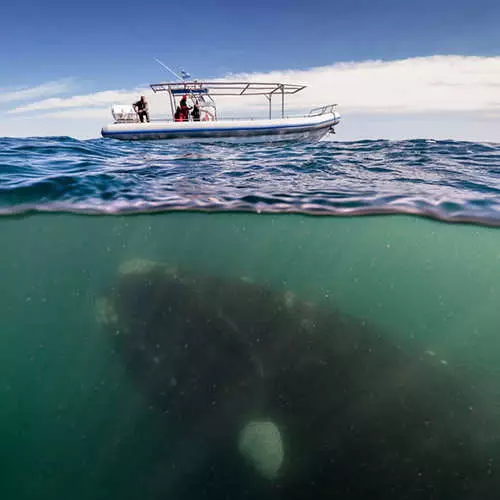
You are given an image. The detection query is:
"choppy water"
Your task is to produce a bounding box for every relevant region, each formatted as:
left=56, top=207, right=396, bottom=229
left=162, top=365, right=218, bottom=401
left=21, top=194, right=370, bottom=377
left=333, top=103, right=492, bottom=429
left=1, top=137, right=500, bottom=223
left=2, top=137, right=500, bottom=499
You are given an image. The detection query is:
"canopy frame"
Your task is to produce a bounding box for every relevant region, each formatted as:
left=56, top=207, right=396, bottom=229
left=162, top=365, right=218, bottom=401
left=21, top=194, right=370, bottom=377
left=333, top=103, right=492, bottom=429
left=149, top=81, right=307, bottom=120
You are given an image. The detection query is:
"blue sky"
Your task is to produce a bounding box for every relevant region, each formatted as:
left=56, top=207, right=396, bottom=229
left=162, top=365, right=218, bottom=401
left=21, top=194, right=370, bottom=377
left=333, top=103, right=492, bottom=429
left=1, top=0, right=499, bottom=140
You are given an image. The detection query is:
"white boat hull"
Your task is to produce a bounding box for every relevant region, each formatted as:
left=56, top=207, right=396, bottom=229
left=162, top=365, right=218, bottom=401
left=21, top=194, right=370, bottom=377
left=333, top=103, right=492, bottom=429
left=101, top=113, right=340, bottom=143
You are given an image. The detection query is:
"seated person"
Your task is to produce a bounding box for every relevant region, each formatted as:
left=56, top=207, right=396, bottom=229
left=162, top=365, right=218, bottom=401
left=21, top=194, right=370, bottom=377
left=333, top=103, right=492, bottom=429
left=191, top=102, right=201, bottom=121
left=179, top=95, right=190, bottom=121
left=174, top=106, right=184, bottom=122
left=133, top=96, right=150, bottom=123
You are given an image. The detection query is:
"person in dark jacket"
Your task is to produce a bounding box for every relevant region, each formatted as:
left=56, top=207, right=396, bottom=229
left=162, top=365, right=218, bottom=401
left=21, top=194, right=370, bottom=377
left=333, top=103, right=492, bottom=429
left=191, top=102, right=201, bottom=121
left=133, top=96, right=150, bottom=123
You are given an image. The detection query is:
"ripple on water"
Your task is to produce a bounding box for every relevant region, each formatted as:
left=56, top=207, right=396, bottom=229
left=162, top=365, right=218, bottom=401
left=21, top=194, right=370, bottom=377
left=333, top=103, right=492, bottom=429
left=0, top=137, right=499, bottom=224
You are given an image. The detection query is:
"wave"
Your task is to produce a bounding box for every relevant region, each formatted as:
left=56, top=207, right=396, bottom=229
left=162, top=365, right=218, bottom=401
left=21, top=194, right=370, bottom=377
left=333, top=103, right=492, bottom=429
left=0, top=137, right=499, bottom=224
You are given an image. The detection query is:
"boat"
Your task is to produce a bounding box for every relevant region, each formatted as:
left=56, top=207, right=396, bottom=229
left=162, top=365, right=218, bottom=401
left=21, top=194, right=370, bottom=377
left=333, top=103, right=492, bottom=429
left=101, top=81, right=340, bottom=143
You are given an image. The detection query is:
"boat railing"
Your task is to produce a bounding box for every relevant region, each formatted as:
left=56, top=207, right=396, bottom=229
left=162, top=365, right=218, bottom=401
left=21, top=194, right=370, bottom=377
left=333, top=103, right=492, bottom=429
left=308, top=104, right=338, bottom=117
left=114, top=111, right=338, bottom=123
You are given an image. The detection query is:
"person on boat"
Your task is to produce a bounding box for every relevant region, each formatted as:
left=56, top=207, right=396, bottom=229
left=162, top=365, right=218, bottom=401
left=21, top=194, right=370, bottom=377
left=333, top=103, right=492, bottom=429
left=179, top=95, right=191, bottom=121
left=133, top=96, right=150, bottom=123
left=174, top=106, right=184, bottom=122
left=191, top=102, right=201, bottom=121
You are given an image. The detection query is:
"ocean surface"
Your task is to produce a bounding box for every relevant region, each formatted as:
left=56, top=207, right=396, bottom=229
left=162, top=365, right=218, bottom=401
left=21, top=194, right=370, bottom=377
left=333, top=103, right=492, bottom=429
left=1, top=136, right=500, bottom=499
left=1, top=137, right=500, bottom=222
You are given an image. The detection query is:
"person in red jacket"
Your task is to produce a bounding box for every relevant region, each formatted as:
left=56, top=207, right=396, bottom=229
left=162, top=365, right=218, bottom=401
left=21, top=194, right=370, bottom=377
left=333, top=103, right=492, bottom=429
left=174, top=106, right=183, bottom=122
left=179, top=95, right=190, bottom=121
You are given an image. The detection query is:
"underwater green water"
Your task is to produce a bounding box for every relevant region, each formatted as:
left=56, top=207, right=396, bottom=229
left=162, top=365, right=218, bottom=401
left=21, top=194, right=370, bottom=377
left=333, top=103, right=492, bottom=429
left=1, top=211, right=500, bottom=499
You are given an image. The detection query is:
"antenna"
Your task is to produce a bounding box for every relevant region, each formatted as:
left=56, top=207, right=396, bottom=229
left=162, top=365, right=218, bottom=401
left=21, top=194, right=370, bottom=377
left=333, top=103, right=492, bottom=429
left=154, top=58, right=183, bottom=81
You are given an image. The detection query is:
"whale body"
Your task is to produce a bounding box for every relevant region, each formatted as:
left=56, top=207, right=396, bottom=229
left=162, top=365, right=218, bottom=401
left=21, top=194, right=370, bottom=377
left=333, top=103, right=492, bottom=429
left=96, top=259, right=500, bottom=499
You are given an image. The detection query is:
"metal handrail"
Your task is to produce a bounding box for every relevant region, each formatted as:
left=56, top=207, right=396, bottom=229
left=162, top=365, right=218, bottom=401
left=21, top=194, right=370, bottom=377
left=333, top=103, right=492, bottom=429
left=150, top=81, right=307, bottom=96
left=308, top=104, right=338, bottom=117
left=116, top=111, right=340, bottom=124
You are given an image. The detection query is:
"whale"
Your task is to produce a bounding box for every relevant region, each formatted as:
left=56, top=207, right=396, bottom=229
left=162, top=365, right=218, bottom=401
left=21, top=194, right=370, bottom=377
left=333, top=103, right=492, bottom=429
left=96, top=259, right=500, bottom=499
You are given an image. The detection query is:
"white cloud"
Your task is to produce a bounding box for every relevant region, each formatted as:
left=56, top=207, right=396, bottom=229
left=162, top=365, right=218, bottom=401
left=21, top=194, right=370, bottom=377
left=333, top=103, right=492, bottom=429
left=8, top=88, right=146, bottom=114
left=2, top=55, right=500, bottom=140
left=225, top=55, right=500, bottom=115
left=34, top=107, right=111, bottom=120
left=0, top=79, right=73, bottom=103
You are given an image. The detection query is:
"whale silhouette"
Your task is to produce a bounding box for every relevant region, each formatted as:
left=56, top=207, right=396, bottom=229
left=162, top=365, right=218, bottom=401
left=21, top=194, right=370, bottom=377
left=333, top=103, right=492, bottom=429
left=96, top=259, right=500, bottom=499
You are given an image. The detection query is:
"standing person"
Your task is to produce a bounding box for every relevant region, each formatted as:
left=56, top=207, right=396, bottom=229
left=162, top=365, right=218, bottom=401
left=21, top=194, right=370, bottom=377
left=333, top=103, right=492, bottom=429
left=133, top=96, right=150, bottom=123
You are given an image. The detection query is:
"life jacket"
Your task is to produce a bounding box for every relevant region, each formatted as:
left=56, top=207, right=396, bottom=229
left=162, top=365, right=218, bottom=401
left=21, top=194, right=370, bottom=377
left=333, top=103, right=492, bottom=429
left=174, top=107, right=183, bottom=122
left=180, top=105, right=189, bottom=120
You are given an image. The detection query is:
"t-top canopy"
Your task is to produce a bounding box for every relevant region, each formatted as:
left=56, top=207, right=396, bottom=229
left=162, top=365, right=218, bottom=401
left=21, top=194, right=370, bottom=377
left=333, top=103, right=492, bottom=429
left=150, top=81, right=306, bottom=96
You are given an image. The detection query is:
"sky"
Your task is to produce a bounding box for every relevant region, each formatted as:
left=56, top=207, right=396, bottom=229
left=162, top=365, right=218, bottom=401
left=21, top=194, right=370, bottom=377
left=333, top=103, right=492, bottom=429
left=0, top=0, right=499, bottom=141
